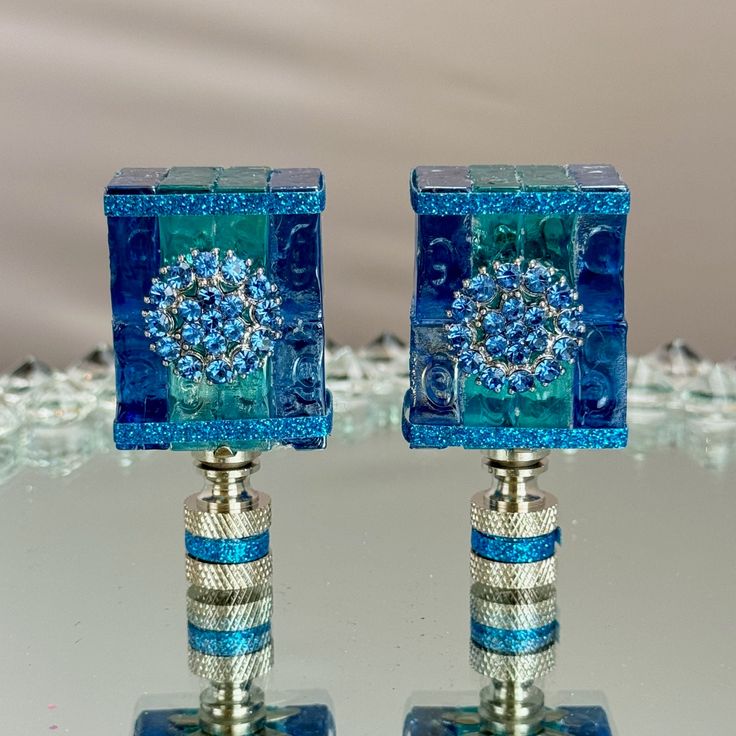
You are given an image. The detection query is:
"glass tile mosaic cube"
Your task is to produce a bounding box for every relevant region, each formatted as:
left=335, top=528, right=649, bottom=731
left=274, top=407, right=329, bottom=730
left=403, top=165, right=629, bottom=450
left=105, top=166, right=331, bottom=451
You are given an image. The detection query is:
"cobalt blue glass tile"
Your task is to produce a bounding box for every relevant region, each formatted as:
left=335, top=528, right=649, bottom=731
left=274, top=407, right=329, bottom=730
left=409, top=325, right=461, bottom=425
left=574, top=322, right=627, bottom=428
left=108, top=215, right=161, bottom=320
left=106, top=167, right=168, bottom=194
left=575, top=215, right=626, bottom=322
left=415, top=166, right=472, bottom=191
left=112, top=320, right=168, bottom=425
left=414, top=215, right=472, bottom=321
left=568, top=163, right=626, bottom=190
left=134, top=704, right=335, bottom=736
left=269, top=214, right=322, bottom=322
left=270, top=320, right=326, bottom=417
left=269, top=168, right=323, bottom=191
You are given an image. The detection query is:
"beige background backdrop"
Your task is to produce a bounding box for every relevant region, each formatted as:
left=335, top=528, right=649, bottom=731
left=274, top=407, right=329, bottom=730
left=2, top=0, right=735, bottom=368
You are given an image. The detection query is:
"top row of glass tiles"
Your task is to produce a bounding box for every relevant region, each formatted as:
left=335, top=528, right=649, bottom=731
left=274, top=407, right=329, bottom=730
left=106, top=166, right=323, bottom=194
left=414, top=165, right=627, bottom=192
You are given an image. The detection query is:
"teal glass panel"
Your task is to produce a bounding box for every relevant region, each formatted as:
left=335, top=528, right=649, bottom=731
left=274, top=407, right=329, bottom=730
left=469, top=165, right=519, bottom=191
left=471, top=214, right=522, bottom=272
left=514, top=370, right=573, bottom=428
left=215, top=167, right=270, bottom=192
left=521, top=214, right=575, bottom=280
left=217, top=365, right=269, bottom=420
left=464, top=378, right=515, bottom=427
left=517, top=165, right=575, bottom=189
left=158, top=215, right=215, bottom=264
left=169, top=376, right=218, bottom=422
left=158, top=167, right=221, bottom=191
left=214, top=215, right=268, bottom=270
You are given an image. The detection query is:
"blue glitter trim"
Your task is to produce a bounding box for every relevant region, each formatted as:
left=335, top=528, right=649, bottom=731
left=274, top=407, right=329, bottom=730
left=410, top=187, right=629, bottom=215
left=104, top=190, right=325, bottom=217
left=187, top=622, right=271, bottom=657
left=185, top=531, right=269, bottom=564
left=470, top=620, right=558, bottom=655
left=114, top=396, right=333, bottom=451
left=470, top=528, right=560, bottom=563
left=402, top=395, right=626, bottom=449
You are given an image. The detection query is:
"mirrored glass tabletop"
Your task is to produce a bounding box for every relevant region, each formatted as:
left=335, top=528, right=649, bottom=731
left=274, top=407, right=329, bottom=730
left=0, top=427, right=732, bottom=735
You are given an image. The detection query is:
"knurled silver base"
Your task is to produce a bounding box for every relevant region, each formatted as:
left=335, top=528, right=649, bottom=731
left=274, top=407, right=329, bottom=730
left=184, top=493, right=271, bottom=539
left=186, top=554, right=273, bottom=591
left=469, top=641, right=555, bottom=682
left=471, top=491, right=557, bottom=538
left=470, top=553, right=556, bottom=589
left=187, top=585, right=273, bottom=631
left=189, top=642, right=274, bottom=682
left=470, top=589, right=556, bottom=630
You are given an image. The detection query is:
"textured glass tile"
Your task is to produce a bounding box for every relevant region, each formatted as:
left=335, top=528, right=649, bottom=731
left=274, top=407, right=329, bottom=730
left=568, top=164, right=626, bottom=190
left=215, top=166, right=269, bottom=192
left=575, top=215, right=625, bottom=322
left=469, top=165, right=519, bottom=191
left=517, top=165, right=575, bottom=190
left=271, top=321, right=326, bottom=417
left=168, top=375, right=218, bottom=422
left=415, top=166, right=471, bottom=191
left=217, top=367, right=269, bottom=419
left=409, top=325, right=461, bottom=425
left=521, top=214, right=574, bottom=280
left=471, top=214, right=522, bottom=271
left=107, top=167, right=168, bottom=194
left=158, top=166, right=221, bottom=191
left=269, top=168, right=322, bottom=191
left=414, top=215, right=471, bottom=321
left=112, top=320, right=168, bottom=424
left=215, top=215, right=268, bottom=270
left=574, top=322, right=627, bottom=427
left=269, top=214, right=322, bottom=322
left=108, top=216, right=161, bottom=320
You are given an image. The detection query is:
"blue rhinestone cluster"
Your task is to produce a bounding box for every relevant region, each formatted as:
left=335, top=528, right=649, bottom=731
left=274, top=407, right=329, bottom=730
left=143, top=248, right=283, bottom=385
left=448, top=259, right=585, bottom=394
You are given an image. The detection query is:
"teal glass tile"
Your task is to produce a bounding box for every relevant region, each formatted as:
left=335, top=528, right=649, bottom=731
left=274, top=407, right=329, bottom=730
left=214, top=215, right=268, bottom=270
left=158, top=167, right=221, bottom=192
left=514, top=370, right=573, bottom=427
left=517, top=165, right=576, bottom=190
left=471, top=214, right=522, bottom=271
left=215, top=167, right=270, bottom=192
left=158, top=215, right=215, bottom=264
left=521, top=214, right=575, bottom=280
left=470, top=165, right=519, bottom=191
left=464, top=378, right=515, bottom=427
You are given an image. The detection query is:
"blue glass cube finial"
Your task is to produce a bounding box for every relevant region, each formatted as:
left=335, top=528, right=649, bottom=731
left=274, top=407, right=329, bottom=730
left=404, top=164, right=629, bottom=450
left=105, top=166, right=331, bottom=451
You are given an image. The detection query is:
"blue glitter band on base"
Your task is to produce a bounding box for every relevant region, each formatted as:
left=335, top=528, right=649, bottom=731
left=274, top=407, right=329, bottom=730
left=185, top=531, right=270, bottom=564
left=471, top=528, right=560, bottom=563
left=470, top=620, right=558, bottom=655
left=114, top=395, right=332, bottom=450
left=188, top=622, right=271, bottom=657
left=104, top=190, right=325, bottom=217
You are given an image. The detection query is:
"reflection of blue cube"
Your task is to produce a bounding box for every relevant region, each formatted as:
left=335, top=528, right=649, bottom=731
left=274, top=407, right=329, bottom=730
left=105, top=167, right=331, bottom=451
left=404, top=165, right=629, bottom=450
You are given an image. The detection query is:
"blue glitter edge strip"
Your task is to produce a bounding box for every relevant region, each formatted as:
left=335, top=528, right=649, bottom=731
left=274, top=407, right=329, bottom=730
left=470, top=620, right=558, bottom=655
left=410, top=187, right=630, bottom=215
left=470, top=528, right=560, bottom=563
left=104, top=190, right=326, bottom=217
left=402, top=393, right=626, bottom=449
left=185, top=530, right=270, bottom=564
left=188, top=622, right=271, bottom=657
left=114, top=394, right=333, bottom=451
